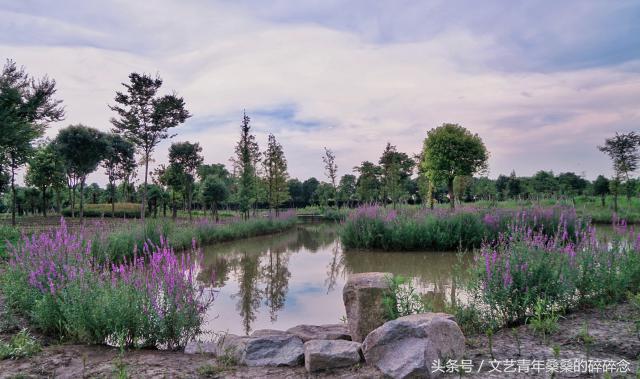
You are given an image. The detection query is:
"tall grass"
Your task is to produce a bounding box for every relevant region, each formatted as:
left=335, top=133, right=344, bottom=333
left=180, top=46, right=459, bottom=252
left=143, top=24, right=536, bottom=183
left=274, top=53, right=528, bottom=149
left=340, top=204, right=586, bottom=251
left=92, top=210, right=298, bottom=262
left=0, top=219, right=213, bottom=349
left=0, top=225, right=20, bottom=260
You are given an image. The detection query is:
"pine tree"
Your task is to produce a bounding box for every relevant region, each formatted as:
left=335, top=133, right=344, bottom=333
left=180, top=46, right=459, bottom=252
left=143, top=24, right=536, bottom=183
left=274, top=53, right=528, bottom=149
left=263, top=134, right=290, bottom=214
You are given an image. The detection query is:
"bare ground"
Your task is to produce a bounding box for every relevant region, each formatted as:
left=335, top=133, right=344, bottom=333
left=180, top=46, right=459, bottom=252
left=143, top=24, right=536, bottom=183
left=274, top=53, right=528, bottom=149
left=1, top=302, right=637, bottom=378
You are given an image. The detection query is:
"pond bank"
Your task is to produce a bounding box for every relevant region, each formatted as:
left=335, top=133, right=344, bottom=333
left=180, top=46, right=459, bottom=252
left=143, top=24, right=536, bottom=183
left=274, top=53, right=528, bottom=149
left=1, top=301, right=636, bottom=378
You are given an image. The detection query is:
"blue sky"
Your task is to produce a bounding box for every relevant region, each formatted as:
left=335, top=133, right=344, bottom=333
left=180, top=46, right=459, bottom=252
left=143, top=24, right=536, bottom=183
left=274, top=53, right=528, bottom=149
left=2, top=0, right=639, bottom=183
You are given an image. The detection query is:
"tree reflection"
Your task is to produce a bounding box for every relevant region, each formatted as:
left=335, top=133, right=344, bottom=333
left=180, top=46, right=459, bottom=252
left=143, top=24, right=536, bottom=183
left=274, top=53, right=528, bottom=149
left=235, top=252, right=262, bottom=335
left=324, top=240, right=343, bottom=292
left=262, top=247, right=291, bottom=321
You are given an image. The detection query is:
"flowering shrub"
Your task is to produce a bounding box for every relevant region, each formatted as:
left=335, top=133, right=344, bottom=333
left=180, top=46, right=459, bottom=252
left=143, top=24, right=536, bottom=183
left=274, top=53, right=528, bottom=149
left=340, top=204, right=585, bottom=251
left=1, top=219, right=213, bottom=349
left=467, top=216, right=640, bottom=327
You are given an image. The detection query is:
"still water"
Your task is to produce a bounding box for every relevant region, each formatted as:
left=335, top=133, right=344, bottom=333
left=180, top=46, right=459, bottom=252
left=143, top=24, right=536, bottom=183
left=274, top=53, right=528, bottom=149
left=199, top=223, right=470, bottom=336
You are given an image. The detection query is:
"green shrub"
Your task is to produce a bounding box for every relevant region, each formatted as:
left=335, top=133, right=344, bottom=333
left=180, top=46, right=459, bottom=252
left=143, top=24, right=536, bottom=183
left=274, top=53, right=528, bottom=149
left=382, top=274, right=430, bottom=320
left=0, top=329, right=41, bottom=360
left=0, top=225, right=20, bottom=260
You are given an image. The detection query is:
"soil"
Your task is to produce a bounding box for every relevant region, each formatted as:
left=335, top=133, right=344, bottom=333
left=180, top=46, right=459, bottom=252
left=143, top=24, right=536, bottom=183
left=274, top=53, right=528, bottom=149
left=1, top=302, right=637, bottom=378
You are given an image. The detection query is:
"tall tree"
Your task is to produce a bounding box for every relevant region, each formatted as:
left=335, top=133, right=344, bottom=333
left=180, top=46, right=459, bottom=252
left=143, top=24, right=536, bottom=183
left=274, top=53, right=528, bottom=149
left=54, top=125, right=107, bottom=219
left=354, top=161, right=381, bottom=203
left=301, top=177, right=319, bottom=206
left=102, top=134, right=136, bottom=217
left=263, top=134, right=290, bottom=214
left=421, top=124, right=488, bottom=209
left=233, top=112, right=260, bottom=219
left=25, top=144, right=65, bottom=217
left=598, top=132, right=640, bottom=211
left=322, top=147, right=338, bottom=206
left=110, top=72, right=190, bottom=221
left=0, top=59, right=64, bottom=225
left=201, top=175, right=229, bottom=222
left=337, top=174, right=357, bottom=208
left=593, top=175, right=610, bottom=207
left=168, top=141, right=203, bottom=220
left=379, top=142, right=414, bottom=208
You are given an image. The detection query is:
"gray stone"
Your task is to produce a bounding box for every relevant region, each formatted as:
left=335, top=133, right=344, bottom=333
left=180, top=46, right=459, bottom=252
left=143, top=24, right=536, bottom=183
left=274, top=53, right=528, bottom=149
left=286, top=324, right=351, bottom=342
left=304, top=339, right=362, bottom=372
left=251, top=329, right=290, bottom=337
left=184, top=340, right=217, bottom=355
left=362, top=313, right=465, bottom=379
left=216, top=332, right=304, bottom=367
left=342, top=272, right=391, bottom=342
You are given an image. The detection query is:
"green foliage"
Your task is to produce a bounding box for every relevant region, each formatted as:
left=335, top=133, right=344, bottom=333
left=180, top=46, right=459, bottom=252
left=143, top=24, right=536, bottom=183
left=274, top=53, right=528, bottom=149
left=0, top=224, right=20, bottom=259
left=61, top=202, right=144, bottom=218
left=383, top=274, right=429, bottom=320
left=526, top=298, right=561, bottom=342
left=263, top=134, right=290, bottom=211
left=0, top=329, right=41, bottom=360
left=234, top=112, right=260, bottom=218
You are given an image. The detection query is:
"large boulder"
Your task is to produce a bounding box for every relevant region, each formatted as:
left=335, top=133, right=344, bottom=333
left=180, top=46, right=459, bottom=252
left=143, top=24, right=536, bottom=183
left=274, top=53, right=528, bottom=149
left=216, top=332, right=304, bottom=367
left=304, top=339, right=363, bottom=372
left=286, top=324, right=351, bottom=342
left=343, top=272, right=391, bottom=342
left=362, top=313, right=465, bottom=379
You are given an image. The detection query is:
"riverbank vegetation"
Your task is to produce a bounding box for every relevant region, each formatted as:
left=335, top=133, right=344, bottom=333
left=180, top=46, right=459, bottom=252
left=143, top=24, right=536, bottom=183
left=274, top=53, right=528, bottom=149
left=1, top=219, right=213, bottom=349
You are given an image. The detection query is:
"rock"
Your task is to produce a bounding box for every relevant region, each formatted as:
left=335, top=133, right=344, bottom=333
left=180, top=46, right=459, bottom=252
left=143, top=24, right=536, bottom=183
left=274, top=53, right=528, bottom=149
left=244, top=334, right=304, bottom=367
left=362, top=313, right=465, bottom=379
left=216, top=332, right=304, bottom=367
left=184, top=340, right=217, bottom=355
left=286, top=324, right=352, bottom=342
left=304, top=339, right=362, bottom=372
left=343, top=272, right=391, bottom=342
left=251, top=329, right=290, bottom=337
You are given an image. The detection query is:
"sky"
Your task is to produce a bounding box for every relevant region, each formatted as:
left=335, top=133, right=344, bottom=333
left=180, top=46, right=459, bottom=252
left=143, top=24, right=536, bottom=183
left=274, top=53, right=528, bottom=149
left=1, top=0, right=639, bottom=185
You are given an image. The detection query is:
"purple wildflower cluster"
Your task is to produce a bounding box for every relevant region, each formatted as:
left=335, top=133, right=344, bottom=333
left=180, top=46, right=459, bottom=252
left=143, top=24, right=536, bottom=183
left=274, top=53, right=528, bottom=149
left=5, top=218, right=214, bottom=348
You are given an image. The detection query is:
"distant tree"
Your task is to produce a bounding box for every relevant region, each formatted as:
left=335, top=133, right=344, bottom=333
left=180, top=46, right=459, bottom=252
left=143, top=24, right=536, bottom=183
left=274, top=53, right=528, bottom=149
left=598, top=132, right=640, bottom=211
left=354, top=161, right=381, bottom=203
left=337, top=174, right=357, bottom=207
left=314, top=182, right=334, bottom=209
left=302, top=177, right=320, bottom=206
left=25, top=144, right=65, bottom=217
left=453, top=175, right=472, bottom=203
left=102, top=134, right=136, bottom=217
left=379, top=143, right=414, bottom=208
left=110, top=72, right=190, bottom=221
left=421, top=124, right=488, bottom=209
left=322, top=147, right=338, bottom=206
left=531, top=170, right=558, bottom=197
left=197, top=163, right=231, bottom=183
left=54, top=125, right=107, bottom=219
left=593, top=175, right=610, bottom=207
left=263, top=134, right=290, bottom=214
left=145, top=184, right=165, bottom=218
left=507, top=171, right=522, bottom=199
left=287, top=179, right=304, bottom=207
left=233, top=112, right=260, bottom=219
left=201, top=175, right=230, bottom=221
left=168, top=141, right=203, bottom=220
left=557, top=172, right=588, bottom=197
left=471, top=177, right=497, bottom=201
left=0, top=59, right=64, bottom=224
left=495, top=174, right=509, bottom=200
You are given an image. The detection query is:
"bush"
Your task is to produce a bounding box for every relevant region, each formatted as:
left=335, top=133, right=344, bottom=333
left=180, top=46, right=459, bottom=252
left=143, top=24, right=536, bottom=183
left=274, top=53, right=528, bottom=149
left=61, top=203, right=144, bottom=218
left=0, top=225, right=20, bottom=260
left=0, top=329, right=41, bottom=359
left=1, top=220, right=213, bottom=349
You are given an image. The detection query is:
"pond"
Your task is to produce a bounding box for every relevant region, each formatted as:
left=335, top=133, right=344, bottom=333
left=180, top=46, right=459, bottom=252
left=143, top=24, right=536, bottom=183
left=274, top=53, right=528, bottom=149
left=199, top=223, right=471, bottom=336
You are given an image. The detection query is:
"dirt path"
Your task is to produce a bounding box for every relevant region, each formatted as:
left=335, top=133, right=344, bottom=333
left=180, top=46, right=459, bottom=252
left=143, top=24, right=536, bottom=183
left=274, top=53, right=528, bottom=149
left=1, top=302, right=637, bottom=378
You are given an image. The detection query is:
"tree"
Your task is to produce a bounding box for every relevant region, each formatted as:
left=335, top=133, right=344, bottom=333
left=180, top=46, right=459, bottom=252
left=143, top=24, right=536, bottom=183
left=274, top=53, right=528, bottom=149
left=593, top=175, right=610, bottom=207
left=0, top=59, right=64, bottom=225
left=337, top=174, right=357, bottom=207
left=421, top=124, right=488, bottom=209
left=110, top=72, right=190, bottom=221
left=25, top=144, right=65, bottom=217
left=197, top=163, right=231, bottom=183
left=301, top=178, right=319, bottom=206
left=102, top=134, right=136, bottom=217
left=354, top=161, right=381, bottom=203
left=598, top=132, right=640, bottom=211
left=322, top=147, right=338, bottom=206
left=201, top=175, right=230, bottom=221
left=495, top=174, right=509, bottom=200
left=531, top=171, right=558, bottom=198
left=379, top=143, right=414, bottom=208
left=507, top=171, right=522, bottom=199
left=54, top=125, right=107, bottom=219
left=287, top=179, right=304, bottom=208
left=263, top=134, right=290, bottom=214
left=233, top=112, right=260, bottom=219
left=557, top=172, right=587, bottom=197
left=168, top=141, right=203, bottom=220
left=471, top=177, right=497, bottom=201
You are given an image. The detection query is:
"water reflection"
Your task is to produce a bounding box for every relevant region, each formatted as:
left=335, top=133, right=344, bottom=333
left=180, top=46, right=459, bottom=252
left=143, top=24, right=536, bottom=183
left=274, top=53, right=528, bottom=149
left=199, top=224, right=469, bottom=335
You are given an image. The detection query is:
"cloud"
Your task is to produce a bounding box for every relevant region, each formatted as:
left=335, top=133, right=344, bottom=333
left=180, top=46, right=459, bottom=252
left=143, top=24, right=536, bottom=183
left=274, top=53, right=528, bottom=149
left=2, top=0, right=639, bottom=186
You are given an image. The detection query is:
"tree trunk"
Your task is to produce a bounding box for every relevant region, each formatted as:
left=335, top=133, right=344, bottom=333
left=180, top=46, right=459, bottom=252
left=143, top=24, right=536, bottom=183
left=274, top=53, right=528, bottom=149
left=111, top=181, right=116, bottom=218
left=55, top=189, right=61, bottom=215
left=188, top=183, right=193, bottom=221
left=614, top=192, right=618, bottom=213
left=10, top=163, right=16, bottom=226
left=141, top=155, right=149, bottom=221
left=42, top=187, right=47, bottom=217
left=601, top=194, right=605, bottom=207
left=172, top=191, right=177, bottom=220
left=448, top=177, right=455, bottom=209
left=79, top=179, right=85, bottom=220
